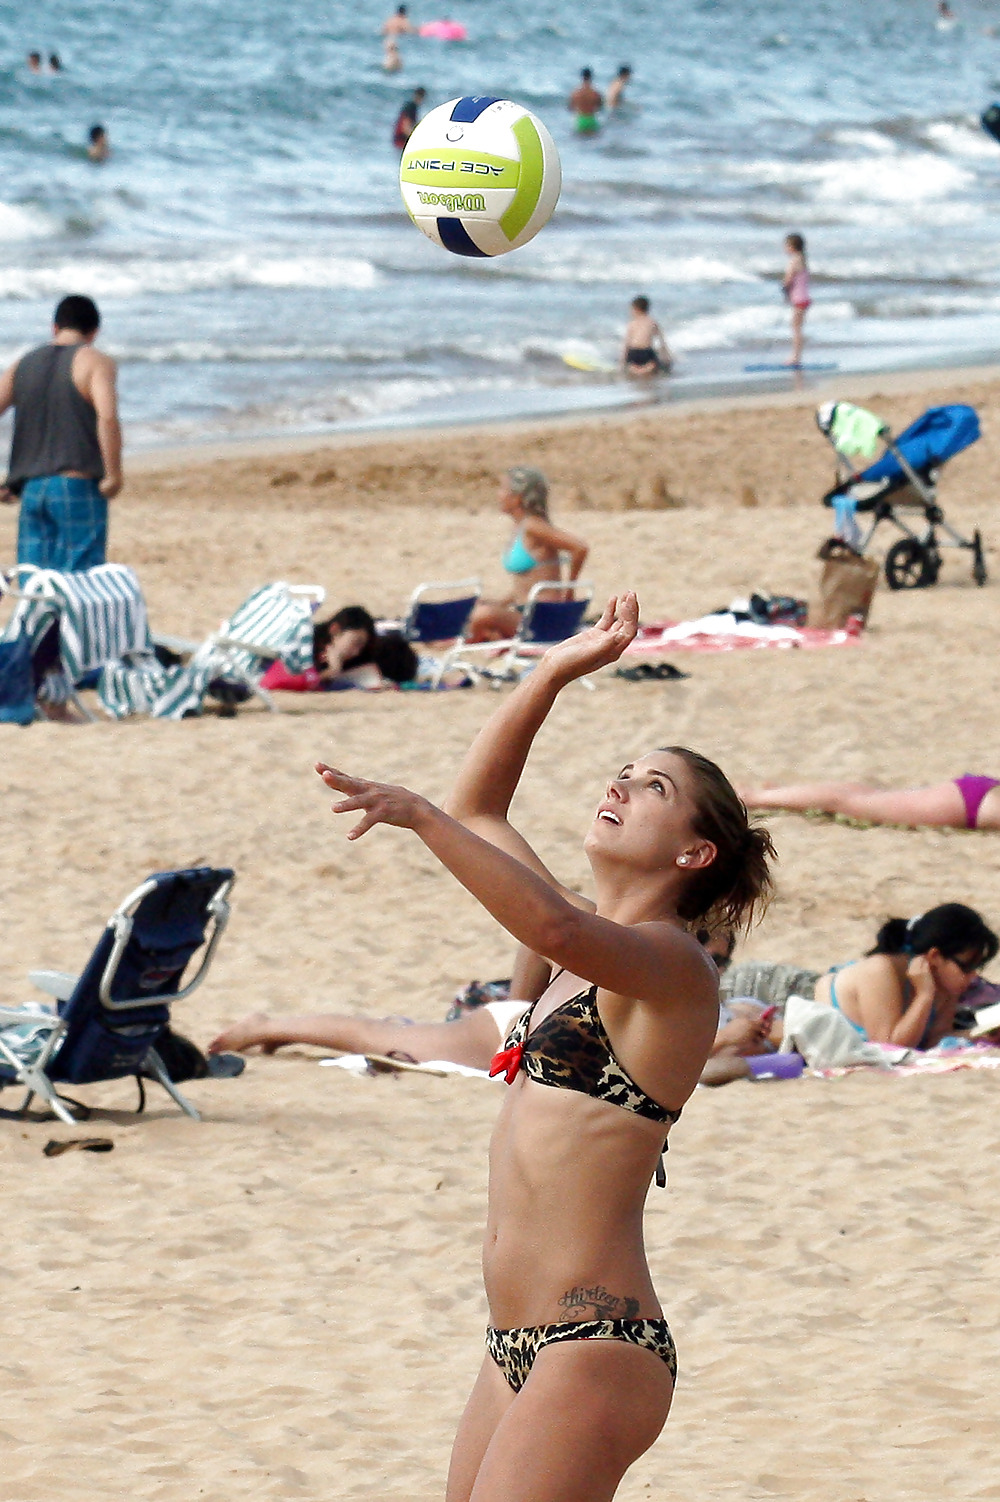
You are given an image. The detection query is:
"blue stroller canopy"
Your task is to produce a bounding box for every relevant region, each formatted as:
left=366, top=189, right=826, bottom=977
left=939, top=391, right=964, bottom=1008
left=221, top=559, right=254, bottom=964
left=861, top=404, right=980, bottom=485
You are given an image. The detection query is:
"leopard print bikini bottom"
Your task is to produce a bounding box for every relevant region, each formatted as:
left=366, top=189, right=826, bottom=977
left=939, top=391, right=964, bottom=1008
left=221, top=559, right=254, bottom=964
left=486, top=1317, right=677, bottom=1393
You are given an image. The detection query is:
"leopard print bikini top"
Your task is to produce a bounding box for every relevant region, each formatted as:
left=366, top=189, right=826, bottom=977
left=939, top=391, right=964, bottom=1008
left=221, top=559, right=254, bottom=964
left=490, top=983, right=683, bottom=1129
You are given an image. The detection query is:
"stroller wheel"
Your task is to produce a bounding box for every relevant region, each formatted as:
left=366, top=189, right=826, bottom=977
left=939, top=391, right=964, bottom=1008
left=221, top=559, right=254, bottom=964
left=973, top=531, right=988, bottom=587
left=885, top=538, right=936, bottom=590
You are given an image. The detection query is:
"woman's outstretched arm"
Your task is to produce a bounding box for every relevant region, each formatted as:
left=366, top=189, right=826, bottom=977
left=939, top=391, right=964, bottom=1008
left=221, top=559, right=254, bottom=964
left=443, top=593, right=638, bottom=887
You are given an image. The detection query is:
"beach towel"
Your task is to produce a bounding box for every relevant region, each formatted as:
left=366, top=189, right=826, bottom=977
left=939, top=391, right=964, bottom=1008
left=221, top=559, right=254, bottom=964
left=626, top=616, right=861, bottom=655
left=7, top=564, right=153, bottom=680
left=780, top=995, right=892, bottom=1070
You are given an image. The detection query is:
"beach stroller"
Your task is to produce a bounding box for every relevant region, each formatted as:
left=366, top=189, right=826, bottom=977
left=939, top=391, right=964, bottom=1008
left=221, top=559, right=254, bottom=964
left=0, top=867, right=234, bottom=1125
left=816, top=402, right=987, bottom=590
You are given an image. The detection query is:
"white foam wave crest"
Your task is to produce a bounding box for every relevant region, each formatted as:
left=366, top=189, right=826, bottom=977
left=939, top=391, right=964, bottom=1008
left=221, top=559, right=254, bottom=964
left=733, top=152, right=972, bottom=203
left=495, top=251, right=760, bottom=286
left=923, top=120, right=1000, bottom=160
left=672, top=300, right=854, bottom=352
left=0, top=201, right=59, bottom=243
left=0, top=253, right=378, bottom=300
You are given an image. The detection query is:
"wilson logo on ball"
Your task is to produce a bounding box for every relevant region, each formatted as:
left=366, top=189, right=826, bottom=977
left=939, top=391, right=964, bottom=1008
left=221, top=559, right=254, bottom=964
left=399, top=96, right=561, bottom=258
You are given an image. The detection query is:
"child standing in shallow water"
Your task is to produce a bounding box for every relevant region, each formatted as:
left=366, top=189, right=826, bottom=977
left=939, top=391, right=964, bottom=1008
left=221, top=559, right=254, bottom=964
left=782, top=233, right=810, bottom=367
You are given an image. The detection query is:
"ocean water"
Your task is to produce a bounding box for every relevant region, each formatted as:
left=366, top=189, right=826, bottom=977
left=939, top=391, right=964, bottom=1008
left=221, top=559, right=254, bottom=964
left=4, top=0, right=1000, bottom=445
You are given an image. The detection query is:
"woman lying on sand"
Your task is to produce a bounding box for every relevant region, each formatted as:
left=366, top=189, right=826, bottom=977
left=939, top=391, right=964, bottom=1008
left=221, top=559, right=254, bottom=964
left=260, top=606, right=417, bottom=692
left=740, top=775, right=1000, bottom=831
left=815, top=904, right=997, bottom=1048
left=208, top=929, right=778, bottom=1072
left=467, top=466, right=590, bottom=643
left=314, top=591, right=774, bottom=1502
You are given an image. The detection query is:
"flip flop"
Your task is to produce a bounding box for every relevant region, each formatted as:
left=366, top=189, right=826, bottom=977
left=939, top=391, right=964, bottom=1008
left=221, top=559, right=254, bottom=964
left=43, top=1137, right=114, bottom=1156
left=615, top=662, right=689, bottom=682
left=205, top=1052, right=246, bottom=1079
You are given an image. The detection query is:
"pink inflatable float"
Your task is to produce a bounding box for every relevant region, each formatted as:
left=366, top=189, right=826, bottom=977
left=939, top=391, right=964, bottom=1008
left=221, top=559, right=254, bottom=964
left=419, top=18, right=468, bottom=38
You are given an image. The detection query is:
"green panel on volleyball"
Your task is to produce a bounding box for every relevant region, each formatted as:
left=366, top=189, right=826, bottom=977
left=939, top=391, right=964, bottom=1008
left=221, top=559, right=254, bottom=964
left=399, top=97, right=561, bottom=258
left=499, top=117, right=544, bottom=242
left=400, top=152, right=520, bottom=189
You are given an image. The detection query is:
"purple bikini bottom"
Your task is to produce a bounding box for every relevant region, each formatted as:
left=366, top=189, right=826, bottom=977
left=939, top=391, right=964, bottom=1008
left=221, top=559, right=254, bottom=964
left=954, top=775, right=1000, bottom=830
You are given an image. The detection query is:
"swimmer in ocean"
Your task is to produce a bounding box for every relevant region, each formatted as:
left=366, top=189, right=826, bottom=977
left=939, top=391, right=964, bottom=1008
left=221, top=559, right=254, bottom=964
left=622, top=295, right=672, bottom=379
left=607, top=65, right=632, bottom=110
left=383, top=37, right=403, bottom=71
left=88, top=124, right=110, bottom=162
left=569, top=68, right=603, bottom=135
left=383, top=4, right=416, bottom=35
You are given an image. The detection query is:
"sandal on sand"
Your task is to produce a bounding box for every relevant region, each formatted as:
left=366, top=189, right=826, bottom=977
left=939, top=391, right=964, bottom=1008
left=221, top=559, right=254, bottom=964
left=615, top=662, right=689, bottom=682
left=43, top=1137, right=114, bottom=1156
left=205, top=1052, right=246, bottom=1079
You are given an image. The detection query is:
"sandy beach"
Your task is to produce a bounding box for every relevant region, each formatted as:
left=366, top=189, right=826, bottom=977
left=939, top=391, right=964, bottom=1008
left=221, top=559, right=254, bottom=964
left=2, top=365, right=999, bottom=1501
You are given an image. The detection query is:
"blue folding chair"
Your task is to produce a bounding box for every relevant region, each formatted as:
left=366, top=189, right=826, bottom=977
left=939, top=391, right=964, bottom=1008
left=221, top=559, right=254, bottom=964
left=401, top=578, right=481, bottom=688
left=441, top=580, right=594, bottom=686
left=0, top=867, right=234, bottom=1124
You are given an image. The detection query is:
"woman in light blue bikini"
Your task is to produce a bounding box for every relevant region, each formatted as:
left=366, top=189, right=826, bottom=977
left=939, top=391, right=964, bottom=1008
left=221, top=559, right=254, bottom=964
left=467, top=466, right=590, bottom=642
left=816, top=904, right=997, bottom=1048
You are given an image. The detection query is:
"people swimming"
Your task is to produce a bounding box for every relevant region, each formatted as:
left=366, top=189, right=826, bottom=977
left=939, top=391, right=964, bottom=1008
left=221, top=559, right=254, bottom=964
left=622, top=295, right=672, bottom=378
left=782, top=232, right=811, bottom=368
left=568, top=67, right=603, bottom=134
left=382, top=4, right=417, bottom=35
left=607, top=65, right=632, bottom=110
left=87, top=124, right=110, bottom=162
left=392, top=87, right=425, bottom=149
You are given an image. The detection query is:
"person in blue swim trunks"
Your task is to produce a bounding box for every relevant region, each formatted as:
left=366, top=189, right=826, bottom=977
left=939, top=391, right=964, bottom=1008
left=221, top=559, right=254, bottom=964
left=816, top=904, right=997, bottom=1048
left=467, top=465, right=590, bottom=642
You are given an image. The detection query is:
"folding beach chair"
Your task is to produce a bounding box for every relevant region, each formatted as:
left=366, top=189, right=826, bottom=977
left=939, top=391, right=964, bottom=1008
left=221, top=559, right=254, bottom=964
left=0, top=867, right=234, bottom=1125
left=441, top=580, right=594, bottom=686
left=400, top=577, right=481, bottom=689
left=0, top=563, right=158, bottom=722
left=132, top=580, right=326, bottom=718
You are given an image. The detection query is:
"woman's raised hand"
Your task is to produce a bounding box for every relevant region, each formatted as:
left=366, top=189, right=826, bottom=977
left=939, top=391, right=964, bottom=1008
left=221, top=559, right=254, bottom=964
left=316, top=763, right=430, bottom=840
left=540, top=591, right=640, bottom=682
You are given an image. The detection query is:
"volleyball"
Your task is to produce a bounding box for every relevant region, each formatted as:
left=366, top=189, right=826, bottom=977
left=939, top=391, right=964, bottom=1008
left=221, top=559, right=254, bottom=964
left=399, top=96, right=561, bottom=257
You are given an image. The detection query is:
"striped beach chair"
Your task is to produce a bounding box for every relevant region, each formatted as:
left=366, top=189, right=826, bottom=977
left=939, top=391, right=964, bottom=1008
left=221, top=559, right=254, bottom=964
left=0, top=563, right=160, bottom=721
left=141, top=581, right=326, bottom=718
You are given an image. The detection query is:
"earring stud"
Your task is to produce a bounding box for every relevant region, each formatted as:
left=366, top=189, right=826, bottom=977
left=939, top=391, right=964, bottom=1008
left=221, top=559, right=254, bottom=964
left=678, top=856, right=689, bottom=866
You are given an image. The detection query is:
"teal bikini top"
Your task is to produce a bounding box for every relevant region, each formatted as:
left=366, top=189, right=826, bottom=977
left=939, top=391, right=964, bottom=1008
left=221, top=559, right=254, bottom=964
left=503, top=526, right=537, bottom=575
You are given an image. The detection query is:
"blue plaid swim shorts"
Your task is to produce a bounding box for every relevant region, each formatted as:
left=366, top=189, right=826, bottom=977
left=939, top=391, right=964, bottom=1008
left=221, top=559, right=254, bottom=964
left=17, top=474, right=108, bottom=573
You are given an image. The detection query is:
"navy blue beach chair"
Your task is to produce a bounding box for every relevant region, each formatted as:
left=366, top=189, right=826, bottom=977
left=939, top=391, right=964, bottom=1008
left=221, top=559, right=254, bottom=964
left=0, top=867, right=234, bottom=1125
left=401, top=577, right=481, bottom=688
left=441, top=580, right=594, bottom=686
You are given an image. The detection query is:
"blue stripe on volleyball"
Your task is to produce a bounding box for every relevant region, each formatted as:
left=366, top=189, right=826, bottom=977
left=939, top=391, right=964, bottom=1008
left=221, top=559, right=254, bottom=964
left=449, top=96, right=501, bottom=122
left=437, top=217, right=491, bottom=256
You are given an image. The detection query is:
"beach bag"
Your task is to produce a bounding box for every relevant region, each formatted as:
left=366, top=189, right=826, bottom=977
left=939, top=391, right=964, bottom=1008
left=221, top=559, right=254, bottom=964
left=809, top=538, right=879, bottom=628
left=0, top=630, right=36, bottom=725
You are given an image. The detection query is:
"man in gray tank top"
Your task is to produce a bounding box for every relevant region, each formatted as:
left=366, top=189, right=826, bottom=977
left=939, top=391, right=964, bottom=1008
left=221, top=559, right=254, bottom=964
left=0, top=294, right=123, bottom=572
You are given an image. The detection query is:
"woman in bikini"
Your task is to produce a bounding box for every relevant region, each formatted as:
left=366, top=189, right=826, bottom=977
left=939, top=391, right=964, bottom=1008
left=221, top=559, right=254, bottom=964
left=316, top=591, right=775, bottom=1501
left=740, top=775, right=1000, bottom=832
left=467, top=466, right=590, bottom=643
left=818, top=905, right=997, bottom=1048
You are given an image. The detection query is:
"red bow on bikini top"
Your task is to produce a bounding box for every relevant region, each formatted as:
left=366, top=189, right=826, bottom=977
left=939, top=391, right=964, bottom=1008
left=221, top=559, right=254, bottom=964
left=489, top=1041, right=524, bottom=1084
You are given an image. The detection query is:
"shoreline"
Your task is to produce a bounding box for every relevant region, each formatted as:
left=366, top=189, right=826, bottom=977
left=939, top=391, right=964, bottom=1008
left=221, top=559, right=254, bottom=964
left=125, top=357, right=1000, bottom=475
